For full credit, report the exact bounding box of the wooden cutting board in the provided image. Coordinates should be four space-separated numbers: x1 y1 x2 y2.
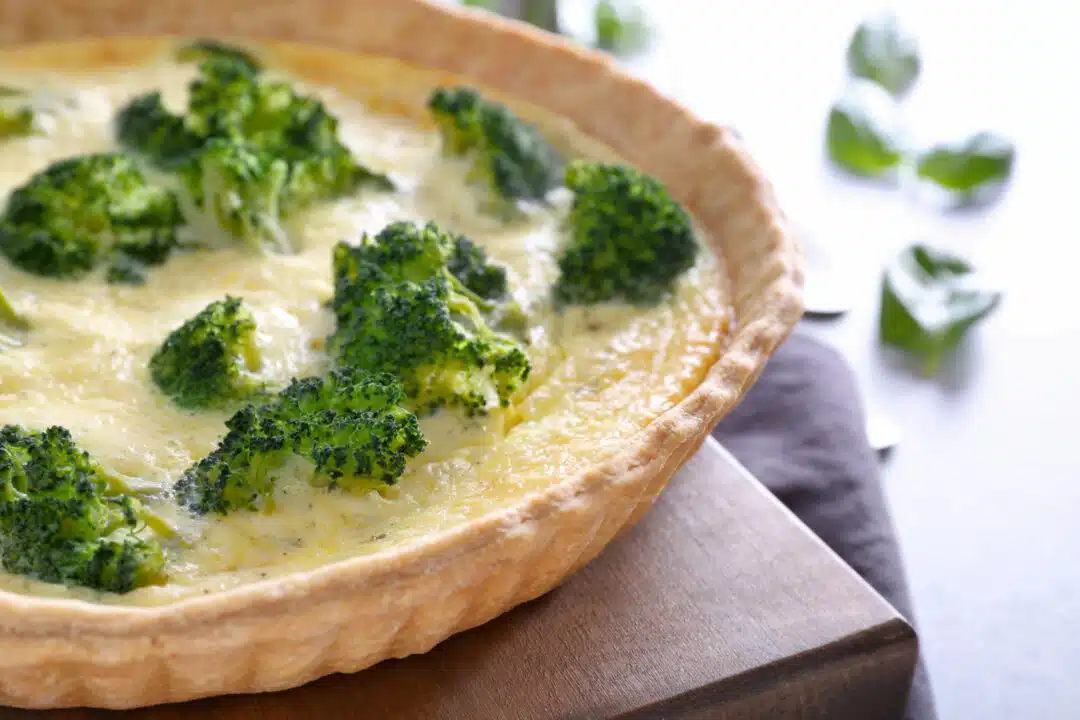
4 439 916 719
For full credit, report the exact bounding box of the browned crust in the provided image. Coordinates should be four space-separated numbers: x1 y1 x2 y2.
0 0 803 709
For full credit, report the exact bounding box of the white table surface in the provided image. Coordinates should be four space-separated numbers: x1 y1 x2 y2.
603 1 1079 718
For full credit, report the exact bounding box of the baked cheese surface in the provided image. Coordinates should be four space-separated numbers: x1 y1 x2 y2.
0 40 729 605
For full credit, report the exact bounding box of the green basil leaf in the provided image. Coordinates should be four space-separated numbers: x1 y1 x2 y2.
461 0 503 9
594 0 651 57
827 80 904 178
846 11 921 96
879 243 1002 376
916 131 1015 194
522 0 561 33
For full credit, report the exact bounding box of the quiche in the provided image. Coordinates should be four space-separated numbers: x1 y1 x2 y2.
0 0 802 710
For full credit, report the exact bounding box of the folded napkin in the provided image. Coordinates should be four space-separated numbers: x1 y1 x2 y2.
713 331 937 720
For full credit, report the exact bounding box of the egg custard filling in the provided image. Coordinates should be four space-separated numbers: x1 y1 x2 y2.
0 38 729 606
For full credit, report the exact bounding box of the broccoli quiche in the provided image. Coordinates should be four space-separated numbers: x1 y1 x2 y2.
0 0 802 710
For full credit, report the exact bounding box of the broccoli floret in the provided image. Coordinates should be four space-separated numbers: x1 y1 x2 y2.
328 221 503 306
554 161 698 306
116 58 392 249
0 153 182 279
113 60 248 171
0 425 168 593
0 86 37 140
176 39 262 76
186 58 392 209
428 86 563 214
175 138 291 254
448 234 508 300
278 110 395 213
185 57 261 140
175 367 427 515
115 92 203 169
149 296 262 410
328 221 530 416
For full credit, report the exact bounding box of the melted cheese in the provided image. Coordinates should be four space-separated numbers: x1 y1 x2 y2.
0 40 729 605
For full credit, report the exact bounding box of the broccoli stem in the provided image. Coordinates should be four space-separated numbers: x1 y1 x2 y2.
0 286 28 331
445 290 492 330
493 299 530 338
136 511 178 540
240 332 263 373
101 471 177 539
0 286 28 348
449 275 497 315
103 470 165 496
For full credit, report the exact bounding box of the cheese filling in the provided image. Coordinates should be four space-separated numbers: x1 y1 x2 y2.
0 40 729 605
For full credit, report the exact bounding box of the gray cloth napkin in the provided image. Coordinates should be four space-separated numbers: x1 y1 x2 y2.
713 331 937 720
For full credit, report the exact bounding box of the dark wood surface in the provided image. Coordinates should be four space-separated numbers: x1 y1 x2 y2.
4 439 916 719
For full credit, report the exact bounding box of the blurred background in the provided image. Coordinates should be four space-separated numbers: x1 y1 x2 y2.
447 1 1079 718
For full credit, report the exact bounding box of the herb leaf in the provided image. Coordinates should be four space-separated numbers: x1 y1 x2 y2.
846 11 921 96
916 131 1015 194
594 0 651 57
522 0 561 34
827 80 904 178
879 243 1002 376
461 0 561 34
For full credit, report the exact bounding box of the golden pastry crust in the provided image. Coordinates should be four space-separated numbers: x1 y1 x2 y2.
0 0 803 709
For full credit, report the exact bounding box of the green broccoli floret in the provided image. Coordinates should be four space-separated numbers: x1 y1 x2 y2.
0 425 169 594
115 92 203 169
175 367 427 515
448 234 508 300
0 86 37 140
116 57 392 248
175 138 291 254
184 57 261 140
176 38 262 76
187 56 390 197
276 105 395 213
327 221 530 416
149 296 262 410
428 86 564 214
554 161 699 306
113 62 241 170
186 58 391 208
0 153 183 279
